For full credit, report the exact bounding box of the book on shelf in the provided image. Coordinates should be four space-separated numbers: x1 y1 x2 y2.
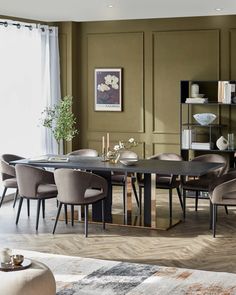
191 142 211 150
185 98 208 103
218 81 236 104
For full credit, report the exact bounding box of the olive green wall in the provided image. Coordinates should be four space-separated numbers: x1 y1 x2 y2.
59 15 236 157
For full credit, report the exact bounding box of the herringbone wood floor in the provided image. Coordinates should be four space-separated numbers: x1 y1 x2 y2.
0 188 236 273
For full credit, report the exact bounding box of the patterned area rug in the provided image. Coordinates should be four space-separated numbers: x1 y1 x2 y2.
18 250 236 295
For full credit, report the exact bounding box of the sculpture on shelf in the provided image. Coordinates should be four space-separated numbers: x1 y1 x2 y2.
216 136 229 150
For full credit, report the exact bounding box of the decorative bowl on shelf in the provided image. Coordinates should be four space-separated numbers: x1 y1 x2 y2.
193 113 216 126
119 159 138 166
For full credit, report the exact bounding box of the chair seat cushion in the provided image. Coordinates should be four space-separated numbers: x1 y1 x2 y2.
84 189 105 204
182 178 210 191
3 178 18 188
37 184 57 198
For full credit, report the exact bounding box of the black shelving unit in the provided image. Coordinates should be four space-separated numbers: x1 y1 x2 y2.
180 80 236 165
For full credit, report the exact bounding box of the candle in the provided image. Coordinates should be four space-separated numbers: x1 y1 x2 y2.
106 133 110 153
102 136 105 154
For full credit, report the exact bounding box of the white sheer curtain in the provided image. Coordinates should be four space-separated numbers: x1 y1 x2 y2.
0 20 61 193
0 20 60 158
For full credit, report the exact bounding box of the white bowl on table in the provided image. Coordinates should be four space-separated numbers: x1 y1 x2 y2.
193 113 216 126
119 159 138 166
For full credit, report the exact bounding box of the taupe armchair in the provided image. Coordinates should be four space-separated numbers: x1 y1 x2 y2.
15 164 57 231
182 154 228 219
137 153 183 218
68 149 98 157
0 154 24 208
111 150 139 214
209 171 236 237
53 169 108 237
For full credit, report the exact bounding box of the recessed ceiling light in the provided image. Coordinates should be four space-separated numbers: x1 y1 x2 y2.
108 4 113 8
215 8 223 11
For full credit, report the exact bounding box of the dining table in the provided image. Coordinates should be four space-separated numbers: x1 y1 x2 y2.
11 155 224 230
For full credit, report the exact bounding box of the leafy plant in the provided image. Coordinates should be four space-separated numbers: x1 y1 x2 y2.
41 95 78 145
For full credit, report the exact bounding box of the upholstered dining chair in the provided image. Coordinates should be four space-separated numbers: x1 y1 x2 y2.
182 154 228 219
209 170 236 237
111 150 139 214
0 154 24 208
15 164 57 231
137 153 183 218
68 149 98 157
53 169 108 237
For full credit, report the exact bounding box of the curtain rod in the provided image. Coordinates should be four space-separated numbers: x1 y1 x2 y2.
0 21 54 32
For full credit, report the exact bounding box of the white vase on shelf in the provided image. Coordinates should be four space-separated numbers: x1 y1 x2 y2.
216 136 229 150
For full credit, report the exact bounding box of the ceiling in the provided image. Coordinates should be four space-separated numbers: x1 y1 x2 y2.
0 0 235 22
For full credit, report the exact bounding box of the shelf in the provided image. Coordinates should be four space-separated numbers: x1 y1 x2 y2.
181 148 236 153
181 102 236 106
182 123 227 128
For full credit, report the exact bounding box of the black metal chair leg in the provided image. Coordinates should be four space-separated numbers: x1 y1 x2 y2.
85 205 88 237
42 199 45 218
176 187 183 210
169 189 172 219
53 202 62 234
183 189 186 219
64 204 68 224
13 188 18 208
213 204 217 238
0 187 7 208
27 199 30 217
71 205 74 226
122 186 126 215
102 199 105 230
131 178 139 208
209 200 213 229
195 191 199 211
16 197 23 225
36 199 41 231
224 206 228 215
139 187 142 216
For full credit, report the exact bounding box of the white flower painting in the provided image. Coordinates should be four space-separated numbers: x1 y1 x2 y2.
95 68 122 111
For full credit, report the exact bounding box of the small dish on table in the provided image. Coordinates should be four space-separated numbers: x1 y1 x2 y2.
119 159 138 166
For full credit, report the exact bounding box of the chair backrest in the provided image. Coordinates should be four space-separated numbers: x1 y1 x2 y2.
15 164 54 198
68 149 98 157
54 169 107 204
0 154 24 181
192 154 228 179
148 153 182 161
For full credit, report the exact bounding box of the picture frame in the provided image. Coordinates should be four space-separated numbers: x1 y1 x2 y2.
94 68 122 111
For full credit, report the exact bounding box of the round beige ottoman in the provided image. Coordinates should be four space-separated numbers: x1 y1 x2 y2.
0 260 56 295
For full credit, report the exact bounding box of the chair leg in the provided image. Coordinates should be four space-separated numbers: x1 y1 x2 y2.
36 199 41 231
27 199 30 217
13 188 18 208
102 199 105 230
195 191 199 211
64 204 68 224
183 189 186 219
0 187 7 208
16 197 23 225
85 205 88 238
224 206 228 215
213 204 217 238
131 179 139 208
71 205 74 226
176 187 183 210
123 186 126 215
53 202 62 234
209 200 213 230
42 199 45 219
139 186 142 215
169 189 172 219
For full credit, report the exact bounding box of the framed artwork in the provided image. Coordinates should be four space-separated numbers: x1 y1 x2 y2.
94 68 122 111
